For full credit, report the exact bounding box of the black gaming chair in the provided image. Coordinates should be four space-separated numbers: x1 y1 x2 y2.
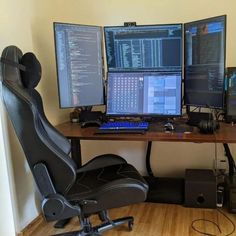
0 46 148 235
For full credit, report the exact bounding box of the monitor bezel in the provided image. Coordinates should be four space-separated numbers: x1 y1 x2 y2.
183 15 227 109
103 23 183 73
105 71 183 118
53 22 105 109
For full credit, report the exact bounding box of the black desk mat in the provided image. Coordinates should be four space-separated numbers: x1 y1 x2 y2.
148 121 194 133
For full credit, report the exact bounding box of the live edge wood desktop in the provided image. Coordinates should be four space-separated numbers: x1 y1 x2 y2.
55 121 236 168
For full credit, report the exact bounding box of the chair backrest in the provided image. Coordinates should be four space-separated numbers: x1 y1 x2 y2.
0 46 77 196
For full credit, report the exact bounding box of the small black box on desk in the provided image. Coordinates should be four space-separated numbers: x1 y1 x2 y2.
185 169 216 208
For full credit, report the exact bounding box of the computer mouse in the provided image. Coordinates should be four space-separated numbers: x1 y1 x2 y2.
164 122 175 131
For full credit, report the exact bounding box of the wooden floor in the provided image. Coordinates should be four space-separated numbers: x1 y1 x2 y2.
22 203 236 236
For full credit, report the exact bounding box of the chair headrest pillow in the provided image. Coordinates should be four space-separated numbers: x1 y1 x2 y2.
20 52 42 89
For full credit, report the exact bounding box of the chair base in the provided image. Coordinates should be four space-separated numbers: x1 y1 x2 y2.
53 216 134 236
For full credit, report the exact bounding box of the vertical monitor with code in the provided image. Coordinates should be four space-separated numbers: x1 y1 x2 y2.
184 15 226 109
226 67 236 121
54 23 104 108
104 24 182 72
106 72 182 116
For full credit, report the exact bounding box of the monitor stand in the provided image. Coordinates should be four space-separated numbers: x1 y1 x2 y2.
70 107 105 127
80 110 104 127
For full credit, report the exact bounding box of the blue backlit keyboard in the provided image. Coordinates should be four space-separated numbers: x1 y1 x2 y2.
99 121 149 130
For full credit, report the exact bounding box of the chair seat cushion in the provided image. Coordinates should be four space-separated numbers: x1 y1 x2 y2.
66 163 148 214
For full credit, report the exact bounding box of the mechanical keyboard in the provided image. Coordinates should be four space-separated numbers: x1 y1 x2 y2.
99 121 149 130
95 129 146 134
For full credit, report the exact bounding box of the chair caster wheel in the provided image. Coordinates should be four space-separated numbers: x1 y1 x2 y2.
128 221 134 231
92 233 101 236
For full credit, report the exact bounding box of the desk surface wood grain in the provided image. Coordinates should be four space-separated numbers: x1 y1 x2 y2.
55 121 236 143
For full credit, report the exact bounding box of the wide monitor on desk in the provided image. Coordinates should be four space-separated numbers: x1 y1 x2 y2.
106 71 182 117
104 24 182 72
104 23 183 119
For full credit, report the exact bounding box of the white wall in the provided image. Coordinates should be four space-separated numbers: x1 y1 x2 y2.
0 82 15 236
0 0 38 233
1 0 236 233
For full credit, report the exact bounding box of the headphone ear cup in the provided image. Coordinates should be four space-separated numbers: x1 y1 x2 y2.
198 120 207 133
199 120 219 134
207 120 212 133
198 120 212 134
212 120 220 131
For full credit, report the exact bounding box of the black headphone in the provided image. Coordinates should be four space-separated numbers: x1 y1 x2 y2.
1 52 41 89
198 120 220 134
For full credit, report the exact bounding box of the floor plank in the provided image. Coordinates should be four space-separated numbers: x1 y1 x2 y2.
23 203 236 236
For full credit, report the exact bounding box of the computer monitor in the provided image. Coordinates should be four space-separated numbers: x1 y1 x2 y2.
53 22 104 108
104 24 182 72
106 71 182 117
184 15 226 109
226 67 236 122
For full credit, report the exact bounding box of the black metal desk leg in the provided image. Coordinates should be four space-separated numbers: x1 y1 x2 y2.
71 138 82 167
223 143 235 176
146 141 154 177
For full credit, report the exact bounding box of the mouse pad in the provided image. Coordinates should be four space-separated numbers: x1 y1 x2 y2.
149 123 194 133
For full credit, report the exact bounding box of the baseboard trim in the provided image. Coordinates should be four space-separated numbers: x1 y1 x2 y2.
17 214 44 236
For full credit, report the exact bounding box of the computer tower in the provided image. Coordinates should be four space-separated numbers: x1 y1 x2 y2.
185 169 216 208
225 67 236 123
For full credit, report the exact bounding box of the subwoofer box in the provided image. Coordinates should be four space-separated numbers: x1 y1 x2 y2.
185 169 216 208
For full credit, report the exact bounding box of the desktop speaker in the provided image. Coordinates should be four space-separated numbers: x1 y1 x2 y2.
225 67 236 123
185 169 216 208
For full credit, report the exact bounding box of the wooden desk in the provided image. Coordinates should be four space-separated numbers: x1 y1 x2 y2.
55 121 236 167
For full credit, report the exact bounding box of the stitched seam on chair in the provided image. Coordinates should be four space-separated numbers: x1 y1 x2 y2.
68 182 146 199
76 183 91 192
119 170 139 177
117 165 138 178
97 167 108 183
68 172 92 195
69 165 142 197
3 47 11 78
69 172 92 196
76 172 86 182
76 172 92 191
